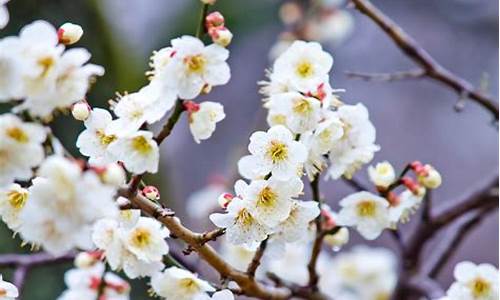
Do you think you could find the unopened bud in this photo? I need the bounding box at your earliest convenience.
[205,11,225,28]
[218,193,234,209]
[321,208,336,231]
[208,26,233,47]
[58,23,83,45]
[401,177,425,196]
[143,186,160,200]
[417,165,442,189]
[323,227,349,251]
[183,100,200,113]
[202,84,212,94]
[75,252,97,268]
[200,0,216,4]
[368,161,396,189]
[71,101,91,121]
[102,163,126,187]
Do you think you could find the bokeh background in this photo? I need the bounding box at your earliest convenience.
[0,0,498,298]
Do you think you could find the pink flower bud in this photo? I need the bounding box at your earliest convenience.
[71,100,91,121]
[208,26,233,47]
[401,177,423,195]
[205,11,225,28]
[102,163,126,187]
[218,193,234,209]
[321,208,336,230]
[183,100,200,113]
[142,186,160,200]
[58,22,83,45]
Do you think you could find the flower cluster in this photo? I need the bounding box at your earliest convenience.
[92,209,170,279]
[58,252,131,300]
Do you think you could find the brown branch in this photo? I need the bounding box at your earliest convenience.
[349,0,499,120]
[345,69,425,82]
[0,252,75,268]
[427,205,496,278]
[123,190,292,300]
[307,175,324,290]
[246,238,268,277]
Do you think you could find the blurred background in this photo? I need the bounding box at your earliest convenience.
[0,0,498,298]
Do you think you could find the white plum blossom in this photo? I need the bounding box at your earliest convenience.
[273,200,319,243]
[108,130,159,174]
[327,103,380,180]
[238,125,307,181]
[272,40,333,92]
[0,114,46,186]
[368,161,396,189]
[0,183,29,231]
[151,267,215,300]
[0,275,18,300]
[15,22,104,117]
[18,155,118,255]
[446,261,498,300]
[109,84,176,134]
[0,37,28,101]
[57,260,130,300]
[157,35,230,99]
[187,101,225,143]
[219,237,257,272]
[92,210,169,279]
[210,197,270,248]
[389,189,424,224]
[266,92,322,134]
[76,108,118,166]
[319,246,397,300]
[337,191,390,240]
[243,176,303,227]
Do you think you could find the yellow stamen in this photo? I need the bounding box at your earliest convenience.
[6,127,29,143]
[185,54,206,73]
[470,277,491,297]
[267,141,288,163]
[130,228,151,248]
[96,130,116,146]
[131,136,152,154]
[357,201,377,217]
[257,187,277,208]
[293,98,312,114]
[296,61,313,78]
[7,190,28,210]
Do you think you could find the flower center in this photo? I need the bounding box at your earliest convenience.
[236,208,254,227]
[296,61,313,78]
[178,278,200,294]
[131,136,152,155]
[270,114,287,125]
[130,228,151,248]
[470,277,491,297]
[38,55,55,77]
[8,190,28,210]
[356,200,377,217]
[96,130,117,146]
[257,187,277,208]
[0,288,6,296]
[293,98,312,115]
[185,54,206,73]
[6,127,29,143]
[267,141,288,163]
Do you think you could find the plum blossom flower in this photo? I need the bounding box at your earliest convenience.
[368,161,396,189]
[238,125,307,181]
[327,103,380,180]
[272,200,319,243]
[0,114,46,186]
[108,130,159,174]
[18,155,118,255]
[337,191,390,240]
[0,275,18,300]
[446,261,498,300]
[243,176,303,227]
[186,101,225,143]
[150,267,215,300]
[210,197,270,248]
[76,108,118,166]
[157,35,230,99]
[272,40,333,92]
[0,0,10,29]
[92,210,169,279]
[0,183,29,231]
[388,189,424,225]
[266,92,322,134]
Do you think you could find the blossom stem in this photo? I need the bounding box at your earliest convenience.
[307,174,324,290]
[246,238,268,278]
[196,3,210,39]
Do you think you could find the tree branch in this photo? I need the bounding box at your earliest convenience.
[246,238,268,277]
[345,69,425,82]
[349,0,499,121]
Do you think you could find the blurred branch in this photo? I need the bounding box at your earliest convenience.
[349,0,499,121]
[345,69,425,82]
[427,204,496,278]
[0,252,75,268]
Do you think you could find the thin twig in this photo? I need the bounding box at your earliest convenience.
[246,238,268,277]
[349,0,499,120]
[307,175,324,290]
